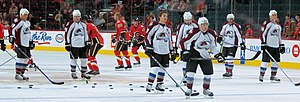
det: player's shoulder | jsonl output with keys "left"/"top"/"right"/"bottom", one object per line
{"left": 207, "top": 28, "right": 217, "bottom": 37}
{"left": 263, "top": 20, "right": 271, "bottom": 25}
{"left": 234, "top": 23, "right": 241, "bottom": 29}
{"left": 66, "top": 21, "right": 74, "bottom": 27}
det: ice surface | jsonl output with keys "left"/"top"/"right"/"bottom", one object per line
{"left": 0, "top": 50, "right": 300, "bottom": 102}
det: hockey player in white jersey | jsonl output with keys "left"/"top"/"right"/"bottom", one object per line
{"left": 65, "top": 10, "right": 91, "bottom": 79}
{"left": 180, "top": 17, "right": 224, "bottom": 98}
{"left": 217, "top": 14, "right": 245, "bottom": 78}
{"left": 175, "top": 12, "right": 199, "bottom": 84}
{"left": 9, "top": 8, "right": 34, "bottom": 80}
{"left": 144, "top": 10, "right": 177, "bottom": 93}
{"left": 259, "top": 10, "right": 285, "bottom": 83}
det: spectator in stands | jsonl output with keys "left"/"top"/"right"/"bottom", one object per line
{"left": 145, "top": 12, "right": 156, "bottom": 29}
{"left": 157, "top": 0, "right": 168, "bottom": 11}
{"left": 177, "top": 0, "right": 186, "bottom": 12}
{"left": 1, "top": 2, "right": 8, "bottom": 14}
{"left": 9, "top": 2, "right": 18, "bottom": 16}
{"left": 169, "top": 0, "right": 179, "bottom": 11}
{"left": 34, "top": 23, "right": 42, "bottom": 30}
{"left": 2, "top": 12, "right": 9, "bottom": 22}
{"left": 2, "top": 20, "right": 10, "bottom": 30}
{"left": 293, "top": 14, "right": 300, "bottom": 39}
{"left": 245, "top": 24, "right": 253, "bottom": 38}
{"left": 196, "top": 0, "right": 207, "bottom": 17}
{"left": 283, "top": 14, "right": 296, "bottom": 38}
{"left": 18, "top": 3, "right": 23, "bottom": 12}
{"left": 55, "top": 11, "right": 63, "bottom": 30}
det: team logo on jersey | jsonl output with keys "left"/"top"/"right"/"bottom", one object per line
{"left": 225, "top": 31, "right": 234, "bottom": 38}
{"left": 74, "top": 28, "right": 84, "bottom": 36}
{"left": 196, "top": 41, "right": 210, "bottom": 50}
{"left": 270, "top": 29, "right": 279, "bottom": 36}
{"left": 156, "top": 32, "right": 168, "bottom": 42}
{"left": 24, "top": 27, "right": 30, "bottom": 35}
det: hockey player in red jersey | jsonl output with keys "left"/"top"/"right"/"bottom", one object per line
{"left": 217, "top": 14, "right": 245, "bottom": 79}
{"left": 0, "top": 22, "right": 5, "bottom": 52}
{"left": 9, "top": 8, "right": 35, "bottom": 80}
{"left": 83, "top": 15, "right": 104, "bottom": 75}
{"left": 112, "top": 12, "right": 132, "bottom": 70}
{"left": 259, "top": 10, "right": 285, "bottom": 83}
{"left": 129, "top": 17, "right": 146, "bottom": 66}
{"left": 65, "top": 10, "right": 91, "bottom": 79}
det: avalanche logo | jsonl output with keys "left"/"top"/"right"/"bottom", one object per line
{"left": 156, "top": 32, "right": 168, "bottom": 42}
{"left": 55, "top": 34, "right": 64, "bottom": 43}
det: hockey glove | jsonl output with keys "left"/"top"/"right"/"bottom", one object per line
{"left": 65, "top": 43, "right": 71, "bottom": 52}
{"left": 111, "top": 35, "right": 117, "bottom": 43}
{"left": 145, "top": 45, "right": 154, "bottom": 57}
{"left": 261, "top": 42, "right": 267, "bottom": 51}
{"left": 0, "top": 40, "right": 6, "bottom": 51}
{"left": 216, "top": 36, "right": 222, "bottom": 44}
{"left": 279, "top": 44, "right": 285, "bottom": 54}
{"left": 170, "top": 50, "right": 178, "bottom": 61}
{"left": 128, "top": 36, "right": 133, "bottom": 47}
{"left": 240, "top": 42, "right": 246, "bottom": 50}
{"left": 214, "top": 53, "right": 225, "bottom": 63}
{"left": 29, "top": 41, "right": 35, "bottom": 50}
{"left": 181, "top": 50, "right": 191, "bottom": 62}
{"left": 85, "top": 41, "right": 92, "bottom": 49}
{"left": 9, "top": 36, "right": 15, "bottom": 44}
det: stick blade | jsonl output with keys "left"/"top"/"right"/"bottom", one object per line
{"left": 294, "top": 83, "right": 300, "bottom": 86}
{"left": 250, "top": 51, "right": 261, "bottom": 60}
{"left": 52, "top": 81, "right": 64, "bottom": 85}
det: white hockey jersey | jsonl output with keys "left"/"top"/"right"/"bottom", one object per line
{"left": 181, "top": 29, "right": 219, "bottom": 58}
{"left": 260, "top": 20, "right": 282, "bottom": 48}
{"left": 219, "top": 23, "right": 243, "bottom": 47}
{"left": 65, "top": 21, "right": 89, "bottom": 48}
{"left": 11, "top": 18, "right": 31, "bottom": 47}
{"left": 145, "top": 23, "right": 173, "bottom": 55}
{"left": 175, "top": 20, "right": 199, "bottom": 48}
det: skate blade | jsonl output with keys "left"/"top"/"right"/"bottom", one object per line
{"left": 154, "top": 90, "right": 164, "bottom": 94}
{"left": 133, "top": 64, "right": 141, "bottom": 67}
{"left": 222, "top": 76, "right": 232, "bottom": 79}
{"left": 270, "top": 80, "right": 281, "bottom": 83}
{"left": 125, "top": 68, "right": 133, "bottom": 71}
{"left": 204, "top": 95, "right": 214, "bottom": 99}
{"left": 115, "top": 69, "right": 124, "bottom": 71}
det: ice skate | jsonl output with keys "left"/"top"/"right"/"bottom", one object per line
{"left": 155, "top": 82, "right": 165, "bottom": 93}
{"left": 270, "top": 77, "right": 280, "bottom": 83}
{"left": 115, "top": 65, "right": 124, "bottom": 71}
{"left": 222, "top": 72, "right": 232, "bottom": 79}
{"left": 146, "top": 83, "right": 153, "bottom": 92}
{"left": 203, "top": 89, "right": 214, "bottom": 99}
{"left": 71, "top": 72, "right": 78, "bottom": 79}
{"left": 81, "top": 73, "right": 91, "bottom": 79}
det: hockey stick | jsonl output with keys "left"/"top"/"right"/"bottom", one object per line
{"left": 222, "top": 42, "right": 260, "bottom": 52}
{"left": 69, "top": 52, "right": 82, "bottom": 71}
{"left": 265, "top": 50, "right": 300, "bottom": 86}
{"left": 151, "top": 56, "right": 199, "bottom": 96}
{"left": 0, "top": 55, "right": 16, "bottom": 67}
{"left": 5, "top": 50, "right": 16, "bottom": 60}
{"left": 190, "top": 51, "right": 261, "bottom": 61}
{"left": 14, "top": 45, "right": 64, "bottom": 85}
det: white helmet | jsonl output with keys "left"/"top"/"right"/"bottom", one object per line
{"left": 226, "top": 14, "right": 235, "bottom": 20}
{"left": 269, "top": 10, "right": 277, "bottom": 16}
{"left": 72, "top": 10, "right": 81, "bottom": 17}
{"left": 20, "top": 8, "right": 29, "bottom": 16}
{"left": 183, "top": 12, "right": 193, "bottom": 20}
{"left": 198, "top": 17, "right": 209, "bottom": 25}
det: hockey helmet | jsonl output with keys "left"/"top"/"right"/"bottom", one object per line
{"left": 226, "top": 14, "right": 235, "bottom": 20}
{"left": 183, "top": 12, "right": 193, "bottom": 20}
{"left": 20, "top": 8, "right": 29, "bottom": 15}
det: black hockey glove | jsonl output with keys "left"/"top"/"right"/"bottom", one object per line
{"left": 9, "top": 36, "right": 15, "bottom": 44}
{"left": 214, "top": 53, "right": 225, "bottom": 63}
{"left": 85, "top": 41, "right": 91, "bottom": 49}
{"left": 128, "top": 36, "right": 133, "bottom": 47}
{"left": 170, "top": 50, "right": 178, "bottom": 61}
{"left": 261, "top": 42, "right": 267, "bottom": 51}
{"left": 0, "top": 40, "right": 6, "bottom": 51}
{"left": 216, "top": 36, "right": 222, "bottom": 44}
{"left": 181, "top": 50, "right": 191, "bottom": 62}
{"left": 65, "top": 43, "right": 71, "bottom": 52}
{"left": 29, "top": 41, "right": 35, "bottom": 50}
{"left": 279, "top": 44, "right": 285, "bottom": 54}
{"left": 240, "top": 42, "right": 246, "bottom": 50}
{"left": 145, "top": 45, "right": 154, "bottom": 57}
{"left": 111, "top": 35, "right": 117, "bottom": 43}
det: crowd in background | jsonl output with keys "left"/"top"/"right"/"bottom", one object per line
{"left": 0, "top": 0, "right": 299, "bottom": 40}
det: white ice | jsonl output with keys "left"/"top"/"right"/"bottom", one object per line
{"left": 0, "top": 50, "right": 300, "bottom": 102}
